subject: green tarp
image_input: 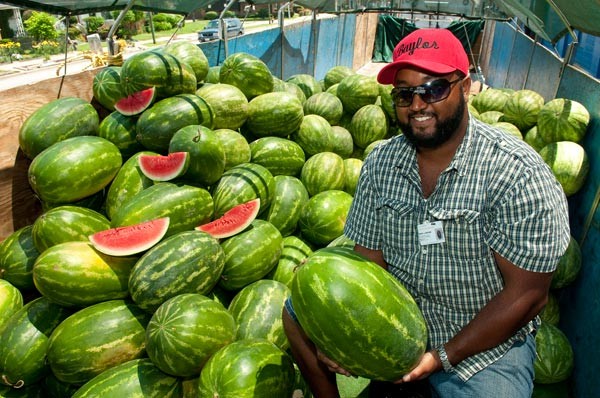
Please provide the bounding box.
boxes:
[372,15,485,64]
[0,0,598,42]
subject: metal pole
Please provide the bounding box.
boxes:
[147,11,156,44]
[107,0,136,56]
[219,0,239,59]
[278,1,294,79]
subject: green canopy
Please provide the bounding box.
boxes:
[1,0,599,42]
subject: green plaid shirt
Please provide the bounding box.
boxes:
[344,116,570,381]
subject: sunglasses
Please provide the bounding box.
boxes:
[391,77,463,107]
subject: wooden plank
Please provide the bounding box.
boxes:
[0,70,100,241]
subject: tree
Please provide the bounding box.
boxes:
[24,11,58,41]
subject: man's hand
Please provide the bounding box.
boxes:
[316,349,354,377]
[396,350,441,383]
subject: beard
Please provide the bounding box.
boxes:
[398,95,466,149]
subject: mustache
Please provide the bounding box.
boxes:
[408,111,435,118]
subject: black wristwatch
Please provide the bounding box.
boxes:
[436,344,454,372]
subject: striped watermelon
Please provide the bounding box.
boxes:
[249,137,306,177]
[300,151,346,197]
[0,280,23,332]
[219,220,283,291]
[245,92,305,138]
[129,230,225,313]
[539,291,560,326]
[263,175,309,237]
[92,66,126,111]
[493,121,523,140]
[343,157,363,196]
[273,80,307,103]
[19,97,99,160]
[298,190,353,247]
[291,114,335,156]
[195,83,249,130]
[197,339,295,398]
[219,52,274,99]
[478,110,504,125]
[98,111,144,159]
[31,205,110,253]
[524,126,546,152]
[136,93,214,153]
[0,226,40,291]
[378,83,397,124]
[72,358,182,398]
[291,247,427,381]
[539,141,589,196]
[303,92,344,126]
[110,182,214,237]
[46,299,150,384]
[104,151,156,220]
[120,49,197,98]
[214,129,251,170]
[163,40,209,82]
[0,297,72,388]
[211,163,275,218]
[286,74,322,98]
[537,98,590,144]
[336,74,380,114]
[267,235,313,288]
[330,125,354,158]
[471,88,510,113]
[500,89,545,131]
[324,65,355,89]
[33,241,137,307]
[534,323,574,384]
[349,104,388,149]
[551,236,582,289]
[28,136,122,204]
[169,125,225,186]
[205,65,221,83]
[146,293,236,377]
[228,279,291,349]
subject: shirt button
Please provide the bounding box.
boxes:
[422,247,428,254]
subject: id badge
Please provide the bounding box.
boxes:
[417,221,445,246]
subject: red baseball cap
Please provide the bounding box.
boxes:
[377,28,470,85]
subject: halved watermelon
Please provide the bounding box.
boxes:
[114,87,156,116]
[89,217,170,256]
[138,152,189,181]
[196,198,260,239]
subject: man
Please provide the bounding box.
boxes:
[283,28,570,397]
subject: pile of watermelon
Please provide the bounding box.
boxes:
[0,39,590,396]
[470,86,590,395]
[0,42,421,397]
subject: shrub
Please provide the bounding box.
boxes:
[223,11,236,18]
[24,11,59,41]
[154,21,172,31]
[85,16,105,34]
[204,11,218,20]
[257,8,271,19]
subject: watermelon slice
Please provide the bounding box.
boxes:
[114,86,156,116]
[196,198,260,239]
[138,152,189,181]
[89,217,170,256]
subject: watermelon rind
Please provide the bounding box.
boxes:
[89,217,170,256]
[0,226,40,291]
[196,198,260,239]
[138,152,190,182]
[291,247,427,381]
[114,87,156,116]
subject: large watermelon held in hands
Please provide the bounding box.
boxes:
[291,247,428,381]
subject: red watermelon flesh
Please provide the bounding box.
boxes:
[89,217,170,256]
[196,198,260,239]
[138,152,189,181]
[114,87,156,116]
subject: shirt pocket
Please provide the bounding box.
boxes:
[376,198,417,254]
[427,207,489,260]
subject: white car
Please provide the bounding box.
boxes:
[198,18,244,42]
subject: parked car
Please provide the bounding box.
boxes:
[198,18,244,42]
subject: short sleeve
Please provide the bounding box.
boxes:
[485,163,570,272]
